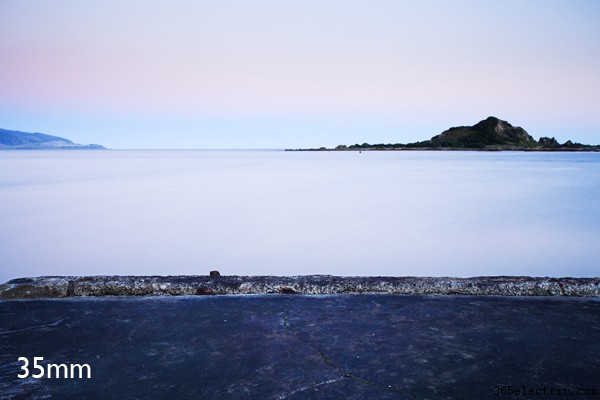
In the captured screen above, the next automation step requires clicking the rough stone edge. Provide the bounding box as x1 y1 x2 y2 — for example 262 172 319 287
1 275 600 299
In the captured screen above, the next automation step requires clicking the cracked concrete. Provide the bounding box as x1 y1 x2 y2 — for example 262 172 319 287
281 310 405 397
0 317 70 336
277 377 344 399
1 295 599 399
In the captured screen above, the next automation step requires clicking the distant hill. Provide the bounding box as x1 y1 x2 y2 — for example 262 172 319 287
0 128 105 150
291 116 598 151
425 116 538 149
406 116 596 150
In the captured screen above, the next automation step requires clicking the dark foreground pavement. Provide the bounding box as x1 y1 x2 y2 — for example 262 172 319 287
1 295 599 400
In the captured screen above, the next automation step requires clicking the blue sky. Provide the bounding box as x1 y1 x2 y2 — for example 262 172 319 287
1 0 599 148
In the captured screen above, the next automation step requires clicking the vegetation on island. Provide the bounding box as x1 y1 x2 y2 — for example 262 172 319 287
290 116 598 152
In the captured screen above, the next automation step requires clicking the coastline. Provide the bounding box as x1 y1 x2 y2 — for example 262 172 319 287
285 147 600 152
2 275 599 299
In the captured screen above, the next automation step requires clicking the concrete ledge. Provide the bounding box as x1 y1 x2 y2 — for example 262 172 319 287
1 275 600 299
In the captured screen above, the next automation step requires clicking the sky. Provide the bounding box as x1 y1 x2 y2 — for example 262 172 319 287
1 0 599 149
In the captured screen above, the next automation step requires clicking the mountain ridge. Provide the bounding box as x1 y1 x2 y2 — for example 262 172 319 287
0 128 105 150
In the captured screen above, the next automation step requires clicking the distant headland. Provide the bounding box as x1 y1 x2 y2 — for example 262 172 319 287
287 117 599 152
0 128 106 150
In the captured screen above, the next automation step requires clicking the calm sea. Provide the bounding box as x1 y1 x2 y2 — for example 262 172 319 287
1 150 599 282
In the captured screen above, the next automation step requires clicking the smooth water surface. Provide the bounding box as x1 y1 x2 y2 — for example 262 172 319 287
1 150 599 282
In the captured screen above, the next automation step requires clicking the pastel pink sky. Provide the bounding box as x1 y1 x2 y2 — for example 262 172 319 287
1 0 599 148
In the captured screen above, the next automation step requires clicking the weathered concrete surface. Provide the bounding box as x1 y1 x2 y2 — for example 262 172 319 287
1 275 600 299
1 295 599 399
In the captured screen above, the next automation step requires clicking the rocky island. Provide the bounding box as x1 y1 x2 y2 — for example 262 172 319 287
288 116 599 151
0 128 105 149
